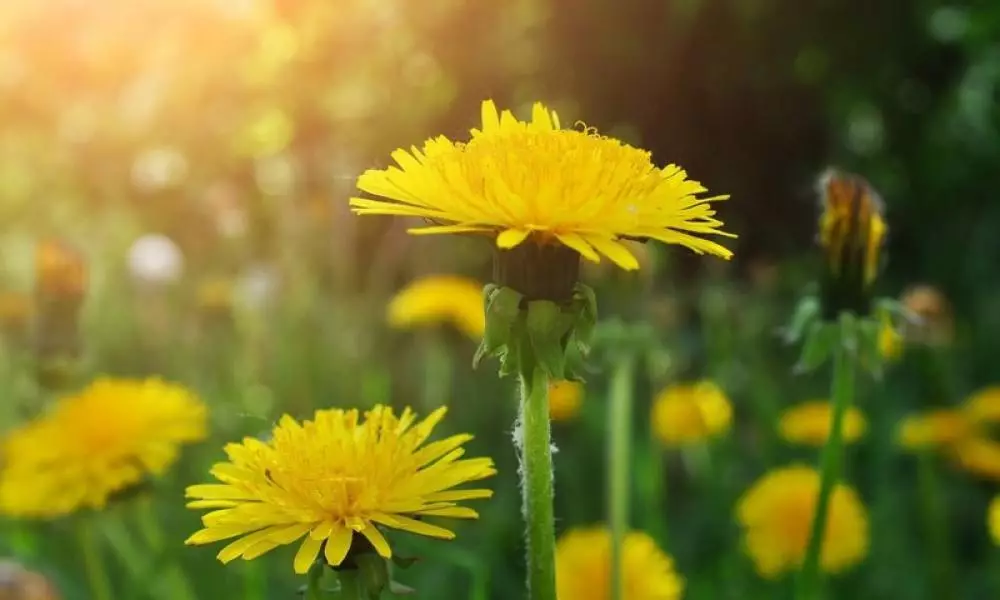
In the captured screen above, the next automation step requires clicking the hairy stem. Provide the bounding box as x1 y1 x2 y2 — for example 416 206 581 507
518 366 557 600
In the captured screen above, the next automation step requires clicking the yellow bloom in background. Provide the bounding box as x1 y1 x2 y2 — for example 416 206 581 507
548 380 584 422
555 526 684 600
989 496 1000 545
778 401 867 447
0 378 207 518
736 466 868 579
952 437 1000 481
387 276 485 339
963 386 1000 425
877 310 903 361
351 100 734 271
897 409 972 450
651 381 732 446
185 405 496 574
197 278 234 314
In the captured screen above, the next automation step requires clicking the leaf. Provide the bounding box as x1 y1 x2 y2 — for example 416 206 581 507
794 321 836 374
783 295 820 344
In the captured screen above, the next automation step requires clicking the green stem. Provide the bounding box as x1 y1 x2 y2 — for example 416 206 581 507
795 337 855 600
518 366 557 600
916 452 955 600
608 355 634 600
644 433 668 545
134 499 197 600
77 517 114 600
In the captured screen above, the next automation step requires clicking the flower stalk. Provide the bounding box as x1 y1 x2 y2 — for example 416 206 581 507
77 517 114 600
794 324 855 600
519 365 558 600
607 353 635 600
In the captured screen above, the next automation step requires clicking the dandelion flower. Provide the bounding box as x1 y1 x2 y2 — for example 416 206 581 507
989 496 1000 545
548 380 584 422
778 401 867 447
897 409 972 450
351 100 734 272
387 276 485 339
555 526 684 600
0 378 207 518
185 405 496 574
651 381 731 446
736 465 868 578
963 386 1000 426
952 437 1000 481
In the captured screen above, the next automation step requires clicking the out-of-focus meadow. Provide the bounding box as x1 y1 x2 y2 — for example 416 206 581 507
3 1 1000 599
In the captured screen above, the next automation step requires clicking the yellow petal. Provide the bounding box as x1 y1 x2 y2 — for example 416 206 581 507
481 100 500 133
415 506 479 519
293 535 324 575
323 526 353 567
424 489 494 502
584 235 640 270
360 525 392 558
555 233 600 263
407 224 492 236
373 514 456 539
496 228 531 249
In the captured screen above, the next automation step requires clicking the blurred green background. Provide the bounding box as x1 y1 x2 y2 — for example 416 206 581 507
1 0 999 598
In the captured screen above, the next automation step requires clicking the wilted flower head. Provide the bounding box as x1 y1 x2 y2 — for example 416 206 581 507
185 405 495 574
387 276 485 339
555 526 684 600
900 284 953 346
778 400 867 447
0 378 207 518
736 465 868 578
548 380 584 422
35 240 87 299
816 169 886 318
0 560 60 600
651 381 732 446
127 234 184 285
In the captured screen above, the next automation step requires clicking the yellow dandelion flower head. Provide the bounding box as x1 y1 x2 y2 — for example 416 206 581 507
963 386 1000 426
736 465 868 579
897 409 972 451
185 405 496 574
0 377 207 518
951 437 1000 481
548 380 584 422
387 275 485 339
555 526 684 600
778 400 867 447
651 381 732 446
989 495 1000 545
351 100 735 271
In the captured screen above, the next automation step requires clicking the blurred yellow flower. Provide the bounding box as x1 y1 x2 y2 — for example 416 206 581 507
0 291 31 328
877 310 903 361
555 526 684 600
989 496 1000 545
185 405 495 574
197 278 234 314
963 386 1000 425
952 437 1000 481
387 276 485 339
651 381 732 446
778 401 867 447
35 239 87 299
548 380 584 422
897 409 972 450
736 465 868 578
0 378 207 518
351 100 734 271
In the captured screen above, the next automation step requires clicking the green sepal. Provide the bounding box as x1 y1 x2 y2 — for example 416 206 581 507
526 300 575 380
353 553 389 599
783 295 821 344
794 320 837 373
390 554 419 570
473 285 523 369
388 581 417 595
570 283 599 355
856 315 883 380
